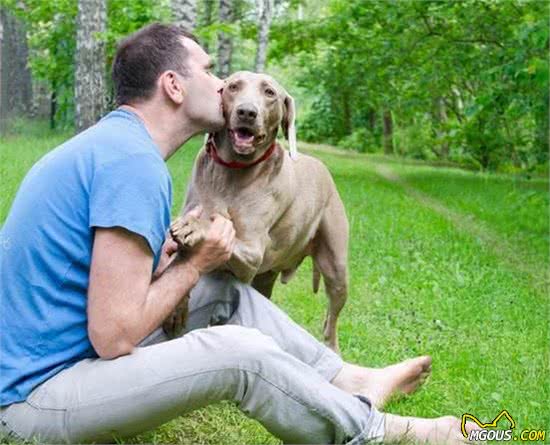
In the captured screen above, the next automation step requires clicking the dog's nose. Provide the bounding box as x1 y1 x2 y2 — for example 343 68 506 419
236 104 258 121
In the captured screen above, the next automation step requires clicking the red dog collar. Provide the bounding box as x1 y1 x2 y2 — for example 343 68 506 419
206 134 278 169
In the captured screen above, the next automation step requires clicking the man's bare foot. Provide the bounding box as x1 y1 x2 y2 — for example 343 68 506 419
384 413 483 444
332 356 432 409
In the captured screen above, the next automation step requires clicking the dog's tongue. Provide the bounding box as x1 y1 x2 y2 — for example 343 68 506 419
235 128 255 146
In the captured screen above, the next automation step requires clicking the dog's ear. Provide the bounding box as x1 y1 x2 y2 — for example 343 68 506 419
282 93 298 160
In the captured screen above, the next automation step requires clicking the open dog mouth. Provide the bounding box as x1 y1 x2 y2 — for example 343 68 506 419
229 128 266 154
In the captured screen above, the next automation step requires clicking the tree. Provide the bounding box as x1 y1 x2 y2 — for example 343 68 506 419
254 0 273 72
171 0 197 31
75 0 107 132
217 0 234 78
383 110 393 155
2 0 170 130
0 9 4 132
199 0 215 52
0 8 32 131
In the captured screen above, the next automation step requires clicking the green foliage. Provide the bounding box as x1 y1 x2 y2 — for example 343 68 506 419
1 0 172 127
2 0 77 128
104 0 172 107
394 118 438 160
270 0 550 171
105 0 171 61
337 128 378 153
2 0 548 171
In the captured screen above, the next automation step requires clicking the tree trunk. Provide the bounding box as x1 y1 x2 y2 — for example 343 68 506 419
480 148 490 170
75 0 107 133
200 0 215 52
50 83 57 130
431 96 449 158
0 9 4 133
534 89 549 165
342 91 352 136
254 0 273 72
383 110 394 155
438 97 449 158
367 108 376 133
0 8 33 131
171 0 197 31
451 86 464 117
217 0 234 79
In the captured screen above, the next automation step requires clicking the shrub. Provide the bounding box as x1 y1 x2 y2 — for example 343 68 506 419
337 128 379 153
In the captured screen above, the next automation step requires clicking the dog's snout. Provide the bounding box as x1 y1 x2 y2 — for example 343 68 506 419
236 104 258 121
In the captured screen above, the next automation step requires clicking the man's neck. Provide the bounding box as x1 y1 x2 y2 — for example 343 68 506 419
119 104 201 161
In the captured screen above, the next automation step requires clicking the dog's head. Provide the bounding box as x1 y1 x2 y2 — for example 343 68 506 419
220 71 297 159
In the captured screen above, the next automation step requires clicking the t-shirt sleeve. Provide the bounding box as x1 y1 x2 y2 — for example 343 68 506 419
89 153 171 257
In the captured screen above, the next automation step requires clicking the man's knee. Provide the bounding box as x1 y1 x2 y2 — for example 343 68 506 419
212 325 278 351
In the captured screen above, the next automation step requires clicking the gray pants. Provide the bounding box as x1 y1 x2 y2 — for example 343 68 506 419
0 272 385 444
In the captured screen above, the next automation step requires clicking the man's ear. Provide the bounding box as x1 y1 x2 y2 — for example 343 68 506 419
160 71 185 105
281 93 298 160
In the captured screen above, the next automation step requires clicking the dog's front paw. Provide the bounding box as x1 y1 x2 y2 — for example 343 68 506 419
162 297 189 338
170 215 207 251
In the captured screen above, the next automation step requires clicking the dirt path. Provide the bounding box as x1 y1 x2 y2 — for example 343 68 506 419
373 163 548 293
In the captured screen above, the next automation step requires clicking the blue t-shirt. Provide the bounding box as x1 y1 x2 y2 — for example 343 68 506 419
0 109 172 406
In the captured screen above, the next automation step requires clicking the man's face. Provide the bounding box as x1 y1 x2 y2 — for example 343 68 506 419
179 38 225 131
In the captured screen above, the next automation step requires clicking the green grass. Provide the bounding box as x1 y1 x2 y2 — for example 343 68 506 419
1 123 548 443
390 162 549 262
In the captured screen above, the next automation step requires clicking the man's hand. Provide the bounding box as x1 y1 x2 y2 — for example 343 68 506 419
162 211 235 338
153 236 179 279
169 206 236 275
186 213 236 275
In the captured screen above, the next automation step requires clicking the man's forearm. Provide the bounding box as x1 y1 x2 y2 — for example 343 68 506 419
88 219 234 359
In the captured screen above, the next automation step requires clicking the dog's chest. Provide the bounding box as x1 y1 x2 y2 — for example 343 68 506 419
193 152 327 271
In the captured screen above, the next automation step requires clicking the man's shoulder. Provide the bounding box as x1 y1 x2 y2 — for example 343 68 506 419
62 110 165 172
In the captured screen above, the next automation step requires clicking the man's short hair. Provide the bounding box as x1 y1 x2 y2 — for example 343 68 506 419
112 23 199 106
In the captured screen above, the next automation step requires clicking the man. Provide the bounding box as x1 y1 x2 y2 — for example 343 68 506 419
0 23 477 444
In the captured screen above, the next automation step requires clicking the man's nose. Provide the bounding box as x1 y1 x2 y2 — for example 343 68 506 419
236 104 258 121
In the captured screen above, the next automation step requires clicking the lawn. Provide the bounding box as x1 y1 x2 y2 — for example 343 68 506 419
1 123 548 443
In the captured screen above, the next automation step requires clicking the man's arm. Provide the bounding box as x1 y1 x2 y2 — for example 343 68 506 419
87 214 235 359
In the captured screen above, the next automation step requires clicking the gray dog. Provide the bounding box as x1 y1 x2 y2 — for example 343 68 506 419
168 71 349 352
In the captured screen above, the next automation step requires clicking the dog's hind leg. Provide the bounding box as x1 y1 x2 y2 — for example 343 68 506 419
252 270 279 299
312 192 349 354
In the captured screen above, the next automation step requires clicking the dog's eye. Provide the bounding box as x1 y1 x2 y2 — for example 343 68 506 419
228 83 238 92
265 88 276 97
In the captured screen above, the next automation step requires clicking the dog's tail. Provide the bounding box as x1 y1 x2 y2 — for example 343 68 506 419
312 263 321 294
